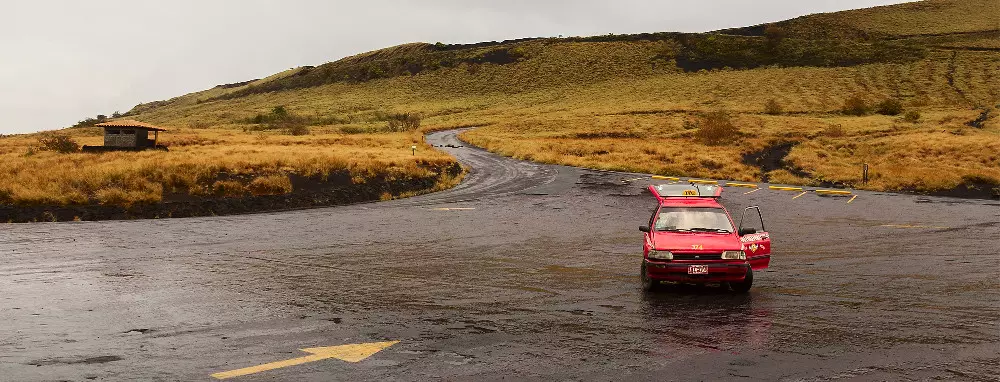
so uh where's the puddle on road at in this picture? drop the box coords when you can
[26,355,123,366]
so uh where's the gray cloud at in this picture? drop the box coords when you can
[0,0,911,134]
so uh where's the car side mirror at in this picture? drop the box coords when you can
[639,226,651,233]
[739,227,757,236]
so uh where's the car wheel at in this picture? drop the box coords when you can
[730,268,754,293]
[641,262,660,292]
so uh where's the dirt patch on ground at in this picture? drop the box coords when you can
[917,179,1000,200]
[0,164,462,223]
[741,142,802,183]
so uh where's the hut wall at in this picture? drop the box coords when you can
[104,130,138,147]
[136,130,150,147]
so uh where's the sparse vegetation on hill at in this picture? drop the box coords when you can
[6,0,1000,213]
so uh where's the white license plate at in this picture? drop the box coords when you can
[688,265,708,275]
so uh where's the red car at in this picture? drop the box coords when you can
[639,183,771,292]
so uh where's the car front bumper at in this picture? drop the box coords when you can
[645,259,750,283]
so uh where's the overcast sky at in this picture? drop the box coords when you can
[0,0,912,134]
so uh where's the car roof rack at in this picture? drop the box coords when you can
[648,183,723,201]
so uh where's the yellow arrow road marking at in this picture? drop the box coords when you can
[211,341,399,380]
[792,191,808,199]
[847,195,858,204]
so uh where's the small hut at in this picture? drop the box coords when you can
[83,120,168,152]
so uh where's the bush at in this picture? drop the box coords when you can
[288,125,310,136]
[875,98,904,115]
[0,188,11,204]
[841,94,870,116]
[37,134,80,153]
[212,180,246,197]
[386,113,421,132]
[822,125,847,137]
[247,175,293,195]
[71,114,109,128]
[764,99,783,115]
[340,125,375,134]
[903,110,921,123]
[695,111,740,146]
[247,105,309,131]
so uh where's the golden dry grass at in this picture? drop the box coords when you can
[5,0,998,206]
[774,0,1000,38]
[0,127,456,206]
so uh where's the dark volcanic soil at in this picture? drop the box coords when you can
[1,129,999,381]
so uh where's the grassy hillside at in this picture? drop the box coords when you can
[724,0,999,39]
[3,0,999,211]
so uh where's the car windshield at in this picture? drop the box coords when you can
[654,207,733,233]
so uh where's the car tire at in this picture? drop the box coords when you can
[641,262,660,292]
[730,268,754,293]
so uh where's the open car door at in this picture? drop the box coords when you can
[739,206,771,270]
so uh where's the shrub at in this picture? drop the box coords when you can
[386,113,421,132]
[875,98,904,115]
[94,188,129,206]
[0,188,11,204]
[71,114,109,128]
[288,125,310,136]
[903,110,921,123]
[822,125,847,137]
[247,175,293,195]
[340,125,375,134]
[212,180,247,197]
[37,135,80,153]
[764,25,787,48]
[695,111,740,146]
[764,99,783,115]
[842,94,870,116]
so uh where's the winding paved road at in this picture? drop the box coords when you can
[2,129,999,381]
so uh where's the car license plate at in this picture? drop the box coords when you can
[688,265,708,275]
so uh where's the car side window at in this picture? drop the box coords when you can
[648,206,659,228]
[740,207,766,233]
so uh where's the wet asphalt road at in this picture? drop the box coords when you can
[2,129,1000,381]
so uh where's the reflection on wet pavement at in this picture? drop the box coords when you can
[1,130,999,380]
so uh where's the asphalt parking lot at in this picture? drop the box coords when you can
[2,130,999,381]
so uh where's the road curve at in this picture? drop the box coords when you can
[1,129,999,381]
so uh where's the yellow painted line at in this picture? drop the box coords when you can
[847,195,858,204]
[651,175,680,181]
[688,179,719,185]
[432,207,476,211]
[726,182,758,188]
[212,341,399,380]
[792,191,808,199]
[743,188,762,195]
[881,224,950,229]
[815,189,853,195]
[622,177,646,183]
[769,186,804,192]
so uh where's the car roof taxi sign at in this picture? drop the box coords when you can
[648,183,723,201]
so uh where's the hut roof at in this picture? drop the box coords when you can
[95,120,167,131]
